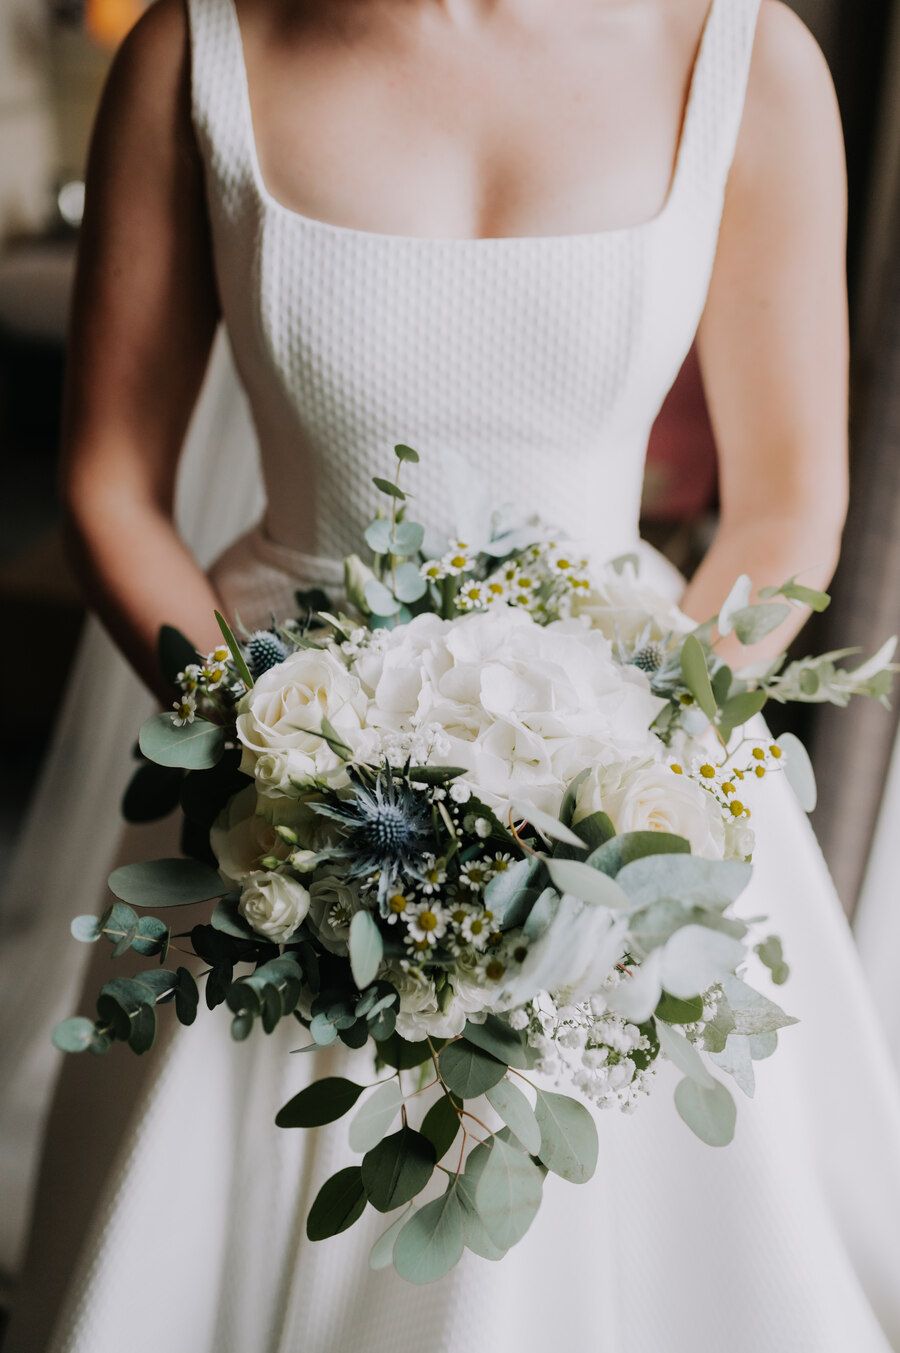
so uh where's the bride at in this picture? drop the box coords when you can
[7,0,900,1348]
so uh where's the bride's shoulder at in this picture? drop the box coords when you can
[732,1,844,198]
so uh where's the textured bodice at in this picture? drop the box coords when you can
[186,0,761,608]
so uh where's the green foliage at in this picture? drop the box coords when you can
[393,1183,466,1284]
[211,896,257,940]
[474,1134,543,1249]
[392,562,428,603]
[730,603,790,646]
[509,800,585,849]
[348,1080,403,1153]
[532,1088,598,1182]
[364,579,402,617]
[122,760,185,824]
[349,911,383,990]
[394,443,420,464]
[107,858,223,909]
[615,854,751,913]
[70,914,103,943]
[318,717,353,761]
[52,1016,105,1055]
[720,975,798,1036]
[213,609,254,690]
[776,732,817,812]
[228,954,304,1035]
[545,857,629,907]
[759,578,831,612]
[674,1075,737,1147]
[553,810,616,860]
[157,624,201,689]
[368,1206,413,1271]
[654,1020,715,1089]
[755,935,790,985]
[460,1016,535,1070]
[138,712,227,771]
[375,1033,444,1071]
[362,1126,436,1213]
[275,1077,365,1129]
[587,832,691,878]
[482,856,545,930]
[306,1167,368,1241]
[420,1092,461,1161]
[485,1077,541,1155]
[372,476,406,500]
[655,992,704,1024]
[439,1040,507,1098]
[680,634,717,722]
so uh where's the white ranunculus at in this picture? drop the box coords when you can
[576,760,725,860]
[210,784,293,885]
[235,649,369,792]
[238,870,311,943]
[364,609,663,819]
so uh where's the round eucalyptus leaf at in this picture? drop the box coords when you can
[138,711,227,770]
[348,1079,403,1154]
[349,910,384,990]
[52,1016,100,1054]
[510,800,585,849]
[485,1077,541,1155]
[231,1012,254,1041]
[368,1205,413,1272]
[364,578,402,617]
[122,760,184,824]
[545,857,629,908]
[211,897,257,940]
[394,443,420,463]
[420,1093,461,1161]
[131,916,169,958]
[174,967,199,1025]
[108,858,224,910]
[461,1016,534,1070]
[275,1077,365,1129]
[439,1040,507,1099]
[393,1184,466,1284]
[474,1135,543,1249]
[455,1173,506,1261]
[362,1126,436,1213]
[310,1013,339,1045]
[306,1167,367,1241]
[375,1033,443,1070]
[372,475,406,500]
[533,1088,599,1183]
[660,926,745,1001]
[392,520,425,555]
[680,634,718,721]
[70,915,102,944]
[674,1075,737,1147]
[654,1019,715,1089]
[776,732,818,813]
[655,991,704,1025]
[392,561,428,603]
[127,1001,158,1055]
[364,518,394,554]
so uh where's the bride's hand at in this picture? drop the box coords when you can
[684,0,849,670]
[60,0,225,702]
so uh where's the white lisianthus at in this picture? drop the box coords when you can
[306,870,362,955]
[235,649,369,793]
[384,964,469,1040]
[210,784,293,886]
[575,759,726,860]
[238,870,311,943]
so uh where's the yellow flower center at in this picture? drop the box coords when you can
[670,764,684,775]
[722,782,736,796]
[485,960,505,981]
[755,766,766,778]
[700,764,716,779]
[389,893,407,914]
[418,910,438,931]
[450,555,468,570]
[769,745,783,759]
[752,747,766,761]
[729,800,746,817]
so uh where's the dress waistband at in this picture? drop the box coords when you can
[207,522,346,630]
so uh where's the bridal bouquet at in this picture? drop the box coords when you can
[54,446,896,1283]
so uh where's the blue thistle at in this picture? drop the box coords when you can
[312,766,434,913]
[630,642,666,674]
[246,630,289,678]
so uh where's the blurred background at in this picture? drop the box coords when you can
[0,0,897,1040]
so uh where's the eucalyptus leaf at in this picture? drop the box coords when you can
[420,1093,461,1161]
[776,732,818,812]
[362,1126,436,1213]
[680,634,717,721]
[348,1080,403,1153]
[122,760,185,823]
[364,518,394,554]
[108,858,223,909]
[660,926,745,1000]
[587,831,690,878]
[748,1031,778,1061]
[731,603,790,646]
[709,1033,756,1097]
[393,520,425,555]
[394,443,420,463]
[52,1016,102,1054]
[275,1077,365,1129]
[456,1173,506,1260]
[616,855,752,913]
[138,712,227,771]
[475,1135,543,1248]
[70,915,102,943]
[306,1166,368,1240]
[719,689,768,730]
[486,1078,541,1154]
[654,1019,715,1088]
[127,1002,158,1054]
[510,800,585,849]
[439,1040,507,1098]
[349,911,384,990]
[369,1205,414,1271]
[174,967,199,1025]
[157,623,201,688]
[461,1015,534,1070]
[655,991,704,1024]
[392,562,428,603]
[319,716,353,761]
[533,1088,599,1182]
[755,934,790,985]
[393,1183,466,1284]
[545,857,629,908]
[372,475,406,500]
[364,579,402,617]
[483,856,544,929]
[673,1075,736,1147]
[211,896,258,940]
[720,975,798,1036]
[717,575,752,638]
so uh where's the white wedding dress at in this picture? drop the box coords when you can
[6,0,900,1348]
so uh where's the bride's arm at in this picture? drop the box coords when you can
[60,0,225,701]
[687,0,849,668]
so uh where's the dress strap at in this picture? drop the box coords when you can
[184,0,258,211]
[674,0,764,205]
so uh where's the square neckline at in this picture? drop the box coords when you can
[222,0,722,245]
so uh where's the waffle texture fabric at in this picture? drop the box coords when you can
[9,0,900,1349]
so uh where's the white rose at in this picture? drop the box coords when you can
[571,559,693,646]
[236,649,369,791]
[210,784,293,885]
[238,870,311,943]
[577,760,725,860]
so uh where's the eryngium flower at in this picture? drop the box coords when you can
[311,766,434,913]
